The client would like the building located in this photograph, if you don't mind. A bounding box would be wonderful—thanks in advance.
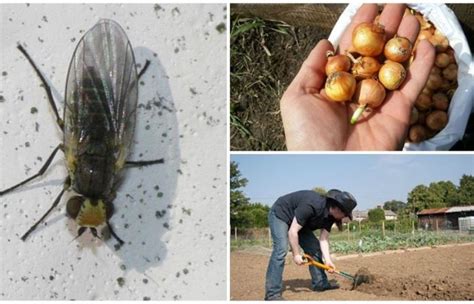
[352,210,368,222]
[416,206,474,230]
[384,210,398,220]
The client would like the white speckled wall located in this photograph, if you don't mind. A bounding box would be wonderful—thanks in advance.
[0,3,227,300]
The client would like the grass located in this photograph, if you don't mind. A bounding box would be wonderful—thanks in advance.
[230,15,303,151]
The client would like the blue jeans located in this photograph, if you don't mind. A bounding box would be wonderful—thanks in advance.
[264,209,329,300]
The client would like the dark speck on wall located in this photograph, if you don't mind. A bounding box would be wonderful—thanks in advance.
[143,296,151,301]
[31,107,38,114]
[117,277,125,287]
[189,87,197,95]
[2,71,7,76]
[143,278,149,284]
[0,96,5,103]
[49,275,54,281]
[216,22,226,33]
[71,38,76,43]
[172,7,180,16]
[42,16,48,22]
[25,142,30,148]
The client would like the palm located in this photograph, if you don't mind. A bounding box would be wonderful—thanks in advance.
[281,4,435,150]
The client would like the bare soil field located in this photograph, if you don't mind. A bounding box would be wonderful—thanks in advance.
[230,243,474,300]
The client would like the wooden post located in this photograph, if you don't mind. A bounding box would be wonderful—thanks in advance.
[234,226,237,240]
[394,221,397,234]
[347,224,350,241]
[412,220,415,235]
[435,219,439,233]
[359,221,362,233]
[382,220,385,238]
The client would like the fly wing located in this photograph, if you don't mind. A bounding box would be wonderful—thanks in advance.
[64,19,138,172]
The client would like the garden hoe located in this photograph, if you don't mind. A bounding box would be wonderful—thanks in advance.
[303,254,373,290]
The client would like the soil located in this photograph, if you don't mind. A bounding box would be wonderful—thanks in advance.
[230,15,330,151]
[230,243,474,300]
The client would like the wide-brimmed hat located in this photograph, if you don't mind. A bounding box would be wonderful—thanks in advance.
[326,189,357,220]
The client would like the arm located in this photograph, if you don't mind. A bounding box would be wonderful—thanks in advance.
[288,217,305,265]
[320,229,335,272]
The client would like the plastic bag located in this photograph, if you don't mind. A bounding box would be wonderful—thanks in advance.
[328,3,474,151]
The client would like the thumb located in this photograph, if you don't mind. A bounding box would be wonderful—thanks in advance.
[287,39,334,95]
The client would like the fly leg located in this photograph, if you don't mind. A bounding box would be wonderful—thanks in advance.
[17,44,64,130]
[137,60,151,80]
[0,144,63,195]
[107,221,125,246]
[21,176,70,241]
[125,159,164,167]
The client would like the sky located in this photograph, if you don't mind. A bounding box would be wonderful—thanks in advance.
[230,154,474,211]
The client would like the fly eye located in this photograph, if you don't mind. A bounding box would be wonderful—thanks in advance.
[66,196,85,219]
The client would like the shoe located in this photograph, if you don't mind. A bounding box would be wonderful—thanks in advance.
[313,280,340,292]
[265,295,286,301]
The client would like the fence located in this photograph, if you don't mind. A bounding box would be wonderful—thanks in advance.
[231,219,474,251]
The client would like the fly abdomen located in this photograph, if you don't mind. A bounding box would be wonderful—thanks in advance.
[74,153,115,198]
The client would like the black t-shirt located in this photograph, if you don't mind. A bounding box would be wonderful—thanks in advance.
[272,190,335,232]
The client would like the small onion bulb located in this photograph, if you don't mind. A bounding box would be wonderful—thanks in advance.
[325,53,352,76]
[384,36,412,63]
[352,22,386,57]
[351,56,381,79]
[350,79,386,124]
[324,71,357,102]
[378,61,407,90]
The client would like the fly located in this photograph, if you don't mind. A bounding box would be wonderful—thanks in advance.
[0,19,164,247]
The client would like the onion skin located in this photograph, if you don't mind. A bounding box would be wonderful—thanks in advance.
[429,33,449,53]
[378,61,406,90]
[351,56,381,79]
[384,37,412,63]
[426,73,443,90]
[415,94,432,111]
[325,71,357,102]
[432,93,449,111]
[442,63,457,81]
[435,53,450,68]
[409,124,428,143]
[352,22,386,57]
[426,111,448,131]
[325,54,352,76]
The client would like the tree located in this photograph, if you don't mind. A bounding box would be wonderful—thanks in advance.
[429,180,458,207]
[313,187,327,195]
[368,208,385,222]
[458,174,474,205]
[383,200,406,213]
[407,184,444,213]
[230,161,250,228]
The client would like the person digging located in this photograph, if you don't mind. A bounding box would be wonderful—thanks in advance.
[264,189,357,301]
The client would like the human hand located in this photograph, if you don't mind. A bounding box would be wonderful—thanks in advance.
[293,254,305,265]
[325,260,336,273]
[280,4,435,150]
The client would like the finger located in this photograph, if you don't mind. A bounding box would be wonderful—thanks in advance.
[288,39,334,94]
[399,40,435,104]
[339,4,379,54]
[396,13,420,44]
[378,4,406,39]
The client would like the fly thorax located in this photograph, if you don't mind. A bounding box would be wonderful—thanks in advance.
[76,198,107,227]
